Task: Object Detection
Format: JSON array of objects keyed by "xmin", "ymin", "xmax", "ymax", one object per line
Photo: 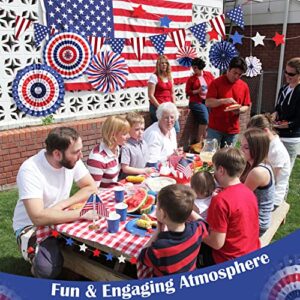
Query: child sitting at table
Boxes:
[
  {"xmin": 87, "ymin": 116, "xmax": 130, "ymax": 188},
  {"xmin": 201, "ymin": 147, "xmax": 260, "ymax": 266},
  {"xmin": 120, "ymin": 112, "xmax": 154, "ymax": 179},
  {"xmin": 138, "ymin": 184, "xmax": 208, "ymax": 277},
  {"xmin": 190, "ymin": 171, "xmax": 216, "ymax": 221}
]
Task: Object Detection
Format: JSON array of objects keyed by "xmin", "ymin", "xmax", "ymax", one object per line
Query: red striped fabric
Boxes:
[
  {"xmin": 15, "ymin": 16, "xmax": 32, "ymax": 39},
  {"xmin": 209, "ymin": 14, "xmax": 226, "ymax": 39},
  {"xmin": 87, "ymin": 36, "xmax": 106, "ymax": 55},
  {"xmin": 64, "ymin": 0, "xmax": 193, "ymax": 91}
]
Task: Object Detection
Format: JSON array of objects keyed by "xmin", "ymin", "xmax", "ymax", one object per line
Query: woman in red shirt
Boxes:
[
  {"xmin": 148, "ymin": 55, "xmax": 179, "ymax": 132},
  {"xmin": 186, "ymin": 58, "xmax": 214, "ymax": 145}
]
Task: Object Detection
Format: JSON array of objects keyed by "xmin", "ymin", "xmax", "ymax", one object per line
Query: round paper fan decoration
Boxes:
[
  {"xmin": 209, "ymin": 41, "xmax": 238, "ymax": 71},
  {"xmin": 176, "ymin": 46, "xmax": 197, "ymax": 67},
  {"xmin": 245, "ymin": 56, "xmax": 262, "ymax": 77},
  {"xmin": 12, "ymin": 64, "xmax": 65, "ymax": 117},
  {"xmin": 85, "ymin": 51, "xmax": 129, "ymax": 93},
  {"xmin": 43, "ymin": 32, "xmax": 92, "ymax": 79},
  {"xmin": 261, "ymin": 255, "xmax": 300, "ymax": 300}
]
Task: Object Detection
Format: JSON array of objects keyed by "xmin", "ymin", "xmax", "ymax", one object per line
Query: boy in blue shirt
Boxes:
[{"xmin": 120, "ymin": 112, "xmax": 154, "ymax": 178}]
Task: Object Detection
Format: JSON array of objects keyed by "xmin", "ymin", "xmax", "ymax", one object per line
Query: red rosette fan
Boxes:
[
  {"xmin": 85, "ymin": 51, "xmax": 128, "ymax": 93},
  {"xmin": 43, "ymin": 32, "xmax": 92, "ymax": 79},
  {"xmin": 176, "ymin": 46, "xmax": 197, "ymax": 67}
]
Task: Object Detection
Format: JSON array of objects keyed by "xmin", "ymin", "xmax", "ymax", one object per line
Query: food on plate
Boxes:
[
  {"xmin": 124, "ymin": 188, "xmax": 148, "ymax": 213},
  {"xmin": 88, "ymin": 224, "xmax": 99, "ymax": 230},
  {"xmin": 139, "ymin": 195, "xmax": 155, "ymax": 214},
  {"xmin": 69, "ymin": 201, "xmax": 86, "ymax": 210},
  {"xmin": 144, "ymin": 177, "xmax": 176, "ymax": 193},
  {"xmin": 224, "ymin": 104, "xmax": 241, "ymax": 111},
  {"xmin": 126, "ymin": 175, "xmax": 145, "ymax": 183},
  {"xmin": 136, "ymin": 214, "xmax": 157, "ymax": 229}
]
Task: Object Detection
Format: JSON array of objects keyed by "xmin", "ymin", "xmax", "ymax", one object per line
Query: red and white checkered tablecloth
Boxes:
[
  {"xmin": 54, "ymin": 187, "xmax": 153, "ymax": 278},
  {"xmin": 56, "ymin": 188, "xmax": 149, "ymax": 257}
]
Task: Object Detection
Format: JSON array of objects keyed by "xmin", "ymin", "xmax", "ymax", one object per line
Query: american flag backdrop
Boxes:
[{"xmin": 40, "ymin": 0, "xmax": 193, "ymax": 90}]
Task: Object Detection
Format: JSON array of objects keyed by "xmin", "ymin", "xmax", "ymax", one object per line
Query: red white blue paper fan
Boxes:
[
  {"xmin": 245, "ymin": 56, "xmax": 262, "ymax": 77},
  {"xmin": 43, "ymin": 32, "xmax": 92, "ymax": 79},
  {"xmin": 85, "ymin": 51, "xmax": 128, "ymax": 94},
  {"xmin": 209, "ymin": 41, "xmax": 238, "ymax": 71},
  {"xmin": 12, "ymin": 64, "xmax": 64, "ymax": 117},
  {"xmin": 261, "ymin": 255, "xmax": 300, "ymax": 300},
  {"xmin": 176, "ymin": 46, "xmax": 197, "ymax": 67}
]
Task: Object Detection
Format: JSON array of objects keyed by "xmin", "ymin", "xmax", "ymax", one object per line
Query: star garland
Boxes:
[{"xmin": 31, "ymin": 230, "xmax": 137, "ymax": 265}]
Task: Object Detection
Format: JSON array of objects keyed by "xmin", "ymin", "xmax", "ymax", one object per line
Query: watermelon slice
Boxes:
[
  {"xmin": 139, "ymin": 195, "xmax": 155, "ymax": 214},
  {"xmin": 124, "ymin": 188, "xmax": 148, "ymax": 213}
]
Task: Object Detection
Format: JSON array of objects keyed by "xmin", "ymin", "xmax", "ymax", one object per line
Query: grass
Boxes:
[{"xmin": 0, "ymin": 159, "xmax": 299, "ymax": 277}]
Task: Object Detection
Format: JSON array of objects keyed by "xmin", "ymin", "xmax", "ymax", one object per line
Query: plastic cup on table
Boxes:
[
  {"xmin": 114, "ymin": 186, "xmax": 125, "ymax": 203},
  {"xmin": 107, "ymin": 212, "xmax": 121, "ymax": 233},
  {"xmin": 115, "ymin": 202, "xmax": 128, "ymax": 222}
]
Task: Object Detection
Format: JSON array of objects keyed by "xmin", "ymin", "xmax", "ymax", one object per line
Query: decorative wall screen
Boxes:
[{"xmin": 0, "ymin": 0, "xmax": 222, "ymax": 130}]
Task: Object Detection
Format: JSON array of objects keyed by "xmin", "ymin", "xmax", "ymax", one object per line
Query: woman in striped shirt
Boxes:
[{"xmin": 87, "ymin": 116, "xmax": 130, "ymax": 188}]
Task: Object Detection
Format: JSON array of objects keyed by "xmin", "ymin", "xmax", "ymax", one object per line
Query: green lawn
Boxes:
[{"xmin": 0, "ymin": 159, "xmax": 299, "ymax": 278}]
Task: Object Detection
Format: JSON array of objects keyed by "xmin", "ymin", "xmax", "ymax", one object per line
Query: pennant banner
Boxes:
[
  {"xmin": 226, "ymin": 5, "xmax": 245, "ymax": 29},
  {"xmin": 149, "ymin": 34, "xmax": 167, "ymax": 55},
  {"xmin": 189, "ymin": 22, "xmax": 207, "ymax": 47},
  {"xmin": 87, "ymin": 36, "xmax": 106, "ymax": 55},
  {"xmin": 34, "ymin": 23, "xmax": 50, "ymax": 47},
  {"xmin": 15, "ymin": 15, "xmax": 32, "ymax": 39},
  {"xmin": 209, "ymin": 14, "xmax": 226, "ymax": 39},
  {"xmin": 168, "ymin": 29, "xmax": 186, "ymax": 50}
]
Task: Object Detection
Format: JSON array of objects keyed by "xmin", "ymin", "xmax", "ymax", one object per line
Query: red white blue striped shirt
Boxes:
[{"xmin": 87, "ymin": 142, "xmax": 120, "ymax": 188}]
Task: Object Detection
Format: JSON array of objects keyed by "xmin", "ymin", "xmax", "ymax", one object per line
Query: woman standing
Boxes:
[
  {"xmin": 186, "ymin": 58, "xmax": 214, "ymax": 145},
  {"xmin": 241, "ymin": 128, "xmax": 275, "ymax": 236},
  {"xmin": 148, "ymin": 55, "xmax": 179, "ymax": 132},
  {"xmin": 247, "ymin": 114, "xmax": 291, "ymax": 209},
  {"xmin": 87, "ymin": 116, "xmax": 130, "ymax": 188},
  {"xmin": 273, "ymin": 57, "xmax": 300, "ymax": 171}
]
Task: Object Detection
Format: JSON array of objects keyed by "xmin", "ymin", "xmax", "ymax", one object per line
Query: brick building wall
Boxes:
[
  {"xmin": 234, "ymin": 23, "xmax": 300, "ymax": 113},
  {"xmin": 0, "ymin": 108, "xmax": 250, "ymax": 191}
]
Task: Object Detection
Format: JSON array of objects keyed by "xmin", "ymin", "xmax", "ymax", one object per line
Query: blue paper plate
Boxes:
[{"xmin": 125, "ymin": 218, "xmax": 156, "ymax": 237}]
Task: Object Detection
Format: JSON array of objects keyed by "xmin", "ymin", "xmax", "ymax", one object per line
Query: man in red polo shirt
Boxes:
[{"xmin": 206, "ymin": 57, "xmax": 251, "ymax": 148}]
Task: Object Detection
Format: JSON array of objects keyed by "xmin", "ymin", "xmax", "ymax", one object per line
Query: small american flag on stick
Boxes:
[
  {"xmin": 80, "ymin": 194, "xmax": 109, "ymax": 218},
  {"xmin": 176, "ymin": 158, "xmax": 193, "ymax": 179}
]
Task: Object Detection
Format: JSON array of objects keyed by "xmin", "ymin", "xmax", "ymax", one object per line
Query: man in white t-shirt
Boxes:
[{"xmin": 13, "ymin": 127, "xmax": 97, "ymax": 278}]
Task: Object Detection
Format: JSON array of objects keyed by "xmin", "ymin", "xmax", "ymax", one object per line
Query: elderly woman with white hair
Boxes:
[{"xmin": 144, "ymin": 102, "xmax": 180, "ymax": 168}]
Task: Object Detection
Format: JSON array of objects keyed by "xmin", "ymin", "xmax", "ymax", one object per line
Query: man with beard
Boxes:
[{"xmin": 13, "ymin": 127, "xmax": 97, "ymax": 278}]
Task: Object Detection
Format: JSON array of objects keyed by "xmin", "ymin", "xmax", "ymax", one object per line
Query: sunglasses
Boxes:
[{"xmin": 284, "ymin": 70, "xmax": 298, "ymax": 77}]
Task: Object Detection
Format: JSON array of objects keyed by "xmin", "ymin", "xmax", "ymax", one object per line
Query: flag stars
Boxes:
[
  {"xmin": 95, "ymin": 5, "xmax": 100, "ymax": 10},
  {"xmin": 84, "ymin": 4, "xmax": 89, "ymax": 9},
  {"xmin": 100, "ymin": 0, "xmax": 104, "ymax": 5},
  {"xmin": 61, "ymin": 2, "xmax": 66, "ymax": 7},
  {"xmin": 55, "ymin": 7, "xmax": 60, "ymax": 12},
  {"xmin": 79, "ymin": 9, "xmax": 84, "ymax": 15},
  {"xmin": 106, "ymin": 6, "xmax": 110, "ymax": 11},
  {"xmin": 49, "ymin": 0, "xmax": 53, "ymax": 5},
  {"xmin": 90, "ymin": 10, "xmax": 95, "ymax": 15},
  {"xmin": 72, "ymin": 3, "xmax": 77, "ymax": 8},
  {"xmin": 67, "ymin": 8, "xmax": 72, "ymax": 13}
]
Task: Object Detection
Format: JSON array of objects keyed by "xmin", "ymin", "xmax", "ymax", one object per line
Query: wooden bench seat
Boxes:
[{"xmin": 259, "ymin": 201, "xmax": 290, "ymax": 247}]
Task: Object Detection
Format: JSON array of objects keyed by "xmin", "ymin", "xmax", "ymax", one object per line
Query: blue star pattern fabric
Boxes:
[
  {"xmin": 230, "ymin": 31, "xmax": 244, "ymax": 45},
  {"xmin": 149, "ymin": 34, "xmax": 167, "ymax": 55},
  {"xmin": 34, "ymin": 23, "xmax": 50, "ymax": 47},
  {"xmin": 42, "ymin": 0, "xmax": 114, "ymax": 37},
  {"xmin": 188, "ymin": 22, "xmax": 206, "ymax": 47},
  {"xmin": 107, "ymin": 38, "xmax": 125, "ymax": 55},
  {"xmin": 160, "ymin": 16, "xmax": 171, "ymax": 27},
  {"xmin": 226, "ymin": 5, "xmax": 245, "ymax": 29}
]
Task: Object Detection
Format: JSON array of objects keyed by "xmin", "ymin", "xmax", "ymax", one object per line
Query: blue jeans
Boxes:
[
  {"xmin": 207, "ymin": 128, "xmax": 238, "ymax": 148},
  {"xmin": 149, "ymin": 103, "xmax": 180, "ymax": 133},
  {"xmin": 189, "ymin": 102, "xmax": 209, "ymax": 125}
]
